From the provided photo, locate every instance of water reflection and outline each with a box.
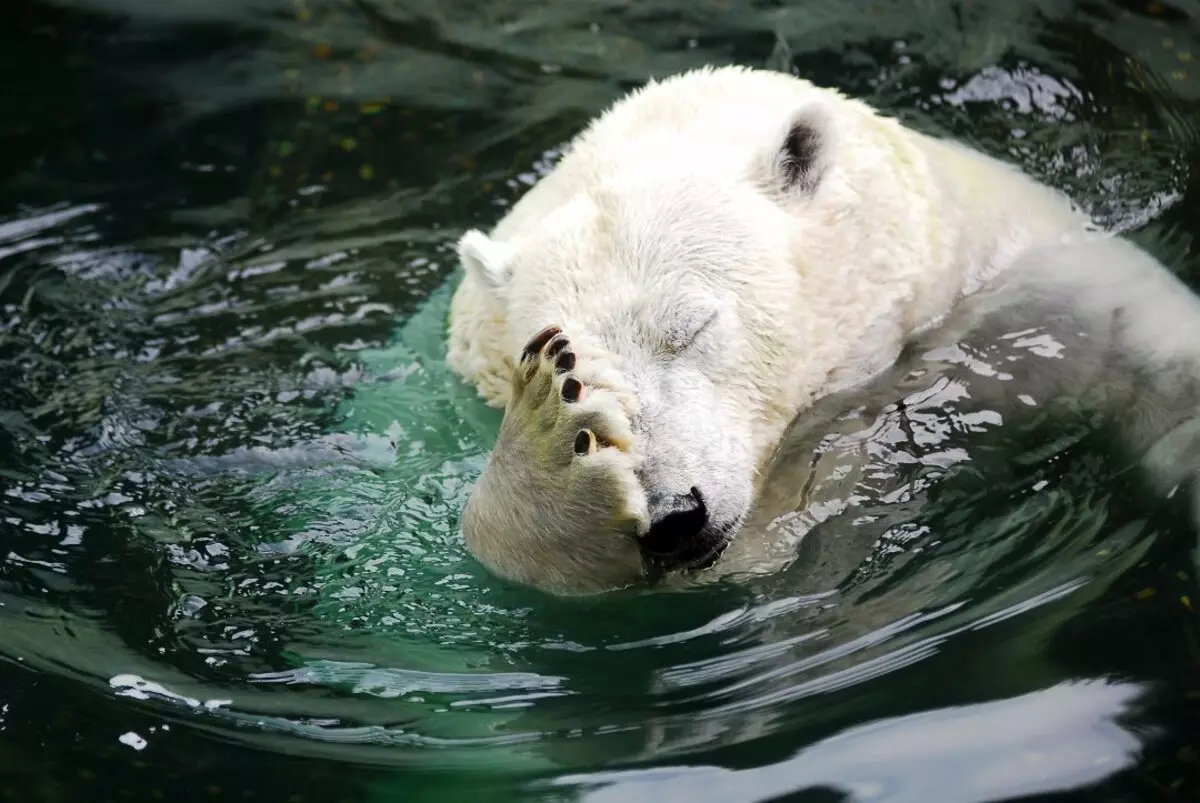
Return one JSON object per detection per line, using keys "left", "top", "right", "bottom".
{"left": 559, "top": 680, "right": 1147, "bottom": 803}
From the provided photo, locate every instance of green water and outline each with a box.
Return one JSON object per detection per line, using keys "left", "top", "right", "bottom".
{"left": 3, "top": 1, "right": 1200, "bottom": 801}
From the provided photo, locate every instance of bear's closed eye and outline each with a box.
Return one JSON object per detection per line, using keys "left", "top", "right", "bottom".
{"left": 663, "top": 307, "right": 721, "bottom": 354}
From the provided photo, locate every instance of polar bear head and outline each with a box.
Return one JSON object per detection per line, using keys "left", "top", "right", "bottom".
{"left": 448, "top": 66, "right": 947, "bottom": 595}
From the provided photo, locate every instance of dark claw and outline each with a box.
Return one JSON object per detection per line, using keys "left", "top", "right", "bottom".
{"left": 554, "top": 349, "right": 576, "bottom": 374}
{"left": 561, "top": 377, "right": 582, "bottom": 403}
{"left": 573, "top": 429, "right": 594, "bottom": 456}
{"left": 521, "top": 325, "right": 562, "bottom": 362}
{"left": 545, "top": 335, "right": 569, "bottom": 359}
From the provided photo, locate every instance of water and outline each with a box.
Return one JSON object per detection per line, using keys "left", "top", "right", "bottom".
{"left": 2, "top": 1, "right": 1200, "bottom": 801}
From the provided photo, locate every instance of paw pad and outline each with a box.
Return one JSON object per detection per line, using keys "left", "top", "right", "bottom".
{"left": 554, "top": 349, "right": 575, "bottom": 374}
{"left": 573, "top": 429, "right": 596, "bottom": 456}
{"left": 545, "top": 335, "right": 569, "bottom": 359}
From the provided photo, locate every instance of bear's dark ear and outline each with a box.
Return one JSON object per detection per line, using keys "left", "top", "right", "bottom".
{"left": 773, "top": 104, "right": 832, "bottom": 195}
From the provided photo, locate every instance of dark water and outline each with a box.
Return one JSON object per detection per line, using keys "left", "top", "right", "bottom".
{"left": 3, "top": 1, "right": 1200, "bottom": 801}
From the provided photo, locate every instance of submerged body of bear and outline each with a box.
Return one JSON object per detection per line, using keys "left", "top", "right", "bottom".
{"left": 446, "top": 65, "right": 1200, "bottom": 595}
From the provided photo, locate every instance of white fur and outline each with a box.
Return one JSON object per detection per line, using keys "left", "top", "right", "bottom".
{"left": 457, "top": 229, "right": 514, "bottom": 291}
{"left": 445, "top": 65, "right": 1197, "bottom": 595}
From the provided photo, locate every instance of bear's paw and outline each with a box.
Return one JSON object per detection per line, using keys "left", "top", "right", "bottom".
{"left": 508, "top": 324, "right": 640, "bottom": 463}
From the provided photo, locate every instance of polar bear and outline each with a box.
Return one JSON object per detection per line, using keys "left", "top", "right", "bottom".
{"left": 446, "top": 65, "right": 1200, "bottom": 595}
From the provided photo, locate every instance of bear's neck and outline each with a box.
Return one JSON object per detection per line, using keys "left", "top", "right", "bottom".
{"left": 911, "top": 132, "right": 1090, "bottom": 308}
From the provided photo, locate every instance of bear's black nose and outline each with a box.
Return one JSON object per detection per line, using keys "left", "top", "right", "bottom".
{"left": 640, "top": 487, "right": 722, "bottom": 570}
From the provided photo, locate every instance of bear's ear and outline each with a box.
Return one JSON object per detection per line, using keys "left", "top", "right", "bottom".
{"left": 769, "top": 103, "right": 833, "bottom": 195}
{"left": 457, "top": 229, "right": 513, "bottom": 293}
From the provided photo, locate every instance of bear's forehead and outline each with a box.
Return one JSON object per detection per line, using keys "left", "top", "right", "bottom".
{"left": 524, "top": 177, "right": 774, "bottom": 278}
{"left": 509, "top": 183, "right": 782, "bottom": 355}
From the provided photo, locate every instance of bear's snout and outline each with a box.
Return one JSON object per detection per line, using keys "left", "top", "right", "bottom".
{"left": 638, "top": 487, "right": 730, "bottom": 571}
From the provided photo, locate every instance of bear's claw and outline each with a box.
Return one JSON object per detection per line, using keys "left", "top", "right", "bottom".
{"left": 512, "top": 325, "right": 639, "bottom": 461}
{"left": 520, "top": 325, "right": 562, "bottom": 362}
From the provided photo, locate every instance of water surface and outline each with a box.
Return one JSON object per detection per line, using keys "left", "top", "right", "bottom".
{"left": 3, "top": 1, "right": 1200, "bottom": 801}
